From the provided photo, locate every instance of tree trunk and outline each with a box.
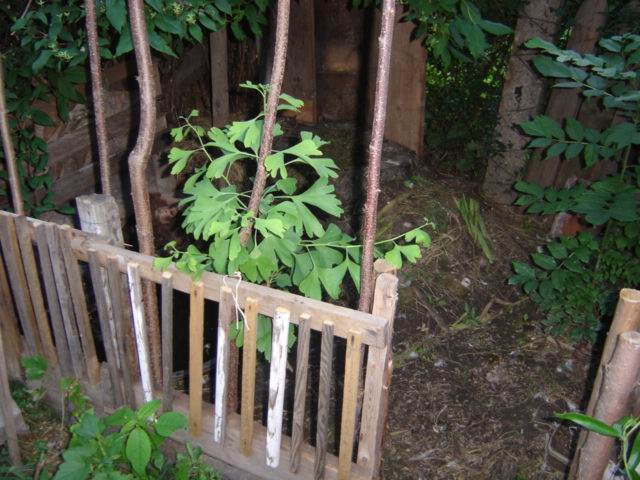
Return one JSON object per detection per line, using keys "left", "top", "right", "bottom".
{"left": 357, "top": 0, "right": 396, "bottom": 313}
{"left": 239, "top": 0, "right": 291, "bottom": 246}
{"left": 85, "top": 0, "right": 111, "bottom": 195}
{"left": 0, "top": 58, "right": 24, "bottom": 215}
{"left": 481, "top": 0, "right": 564, "bottom": 204}
{"left": 127, "top": 0, "right": 162, "bottom": 384}
{"left": 526, "top": 0, "right": 608, "bottom": 187}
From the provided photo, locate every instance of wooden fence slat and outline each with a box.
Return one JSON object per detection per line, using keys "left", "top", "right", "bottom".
{"left": 34, "top": 223, "right": 72, "bottom": 377}
{"left": 0, "top": 326, "right": 21, "bottom": 467}
{"left": 214, "top": 286, "right": 234, "bottom": 443}
{"left": 161, "top": 272, "right": 174, "bottom": 412}
{"left": 127, "top": 262, "right": 153, "bottom": 404}
{"left": 240, "top": 297, "right": 258, "bottom": 455}
{"left": 314, "top": 321, "right": 335, "bottom": 480}
{"left": 88, "top": 248, "right": 122, "bottom": 406}
{"left": 338, "top": 330, "right": 363, "bottom": 479}
{"left": 290, "top": 313, "right": 311, "bottom": 473}
{"left": 15, "top": 216, "right": 57, "bottom": 366}
{"left": 189, "top": 281, "right": 205, "bottom": 437}
{"left": 0, "top": 244, "right": 22, "bottom": 379}
{"left": 357, "top": 273, "right": 398, "bottom": 476}
{"left": 106, "top": 256, "right": 135, "bottom": 406}
{"left": 45, "top": 223, "right": 86, "bottom": 380}
{"left": 59, "top": 225, "right": 100, "bottom": 385}
{"left": 266, "top": 307, "right": 291, "bottom": 468}
{"left": 0, "top": 214, "right": 40, "bottom": 354}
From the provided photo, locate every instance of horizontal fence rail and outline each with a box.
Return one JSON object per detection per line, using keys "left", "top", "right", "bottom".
{"left": 0, "top": 207, "right": 398, "bottom": 480}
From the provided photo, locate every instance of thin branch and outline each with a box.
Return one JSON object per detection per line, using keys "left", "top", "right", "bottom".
{"left": 0, "top": 57, "right": 24, "bottom": 215}
{"left": 85, "top": 0, "right": 111, "bottom": 194}
{"left": 358, "top": 0, "right": 396, "bottom": 313}
{"left": 127, "top": 0, "right": 162, "bottom": 383}
{"left": 239, "top": 0, "right": 291, "bottom": 246}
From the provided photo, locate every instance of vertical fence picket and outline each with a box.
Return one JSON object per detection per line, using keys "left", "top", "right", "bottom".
{"left": 0, "top": 242, "right": 22, "bottom": 379}
{"left": 266, "top": 307, "right": 290, "bottom": 468}
{"left": 106, "top": 256, "right": 135, "bottom": 406}
{"left": 34, "top": 223, "right": 72, "bottom": 377}
{"left": 59, "top": 225, "right": 100, "bottom": 385}
{"left": 0, "top": 327, "right": 21, "bottom": 467}
{"left": 189, "top": 281, "right": 205, "bottom": 437}
{"left": 357, "top": 273, "right": 398, "bottom": 477}
{"left": 0, "top": 215, "right": 40, "bottom": 354}
{"left": 127, "top": 262, "right": 153, "bottom": 403}
{"left": 214, "top": 286, "right": 234, "bottom": 443}
{"left": 338, "top": 330, "right": 363, "bottom": 479}
{"left": 45, "top": 223, "right": 86, "bottom": 380}
{"left": 161, "top": 272, "right": 174, "bottom": 412}
{"left": 15, "top": 216, "right": 57, "bottom": 366}
{"left": 314, "top": 321, "right": 334, "bottom": 480}
{"left": 88, "top": 248, "right": 122, "bottom": 406}
{"left": 240, "top": 297, "right": 258, "bottom": 455}
{"left": 290, "top": 313, "right": 311, "bottom": 473}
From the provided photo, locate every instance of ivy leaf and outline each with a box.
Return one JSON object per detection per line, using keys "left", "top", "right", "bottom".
{"left": 126, "top": 428, "right": 152, "bottom": 477}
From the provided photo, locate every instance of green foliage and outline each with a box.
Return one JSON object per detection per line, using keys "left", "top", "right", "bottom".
{"left": 0, "top": 0, "right": 268, "bottom": 216}
{"left": 455, "top": 195, "right": 493, "bottom": 262}
{"left": 173, "top": 443, "right": 221, "bottom": 480}
{"left": 155, "top": 84, "right": 432, "bottom": 358}
{"left": 511, "top": 34, "right": 640, "bottom": 342}
{"left": 556, "top": 412, "right": 640, "bottom": 479}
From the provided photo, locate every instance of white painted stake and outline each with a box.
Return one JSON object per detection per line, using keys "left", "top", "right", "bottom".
{"left": 213, "top": 313, "right": 228, "bottom": 443}
{"left": 266, "top": 307, "right": 290, "bottom": 468}
{"left": 127, "top": 263, "right": 153, "bottom": 403}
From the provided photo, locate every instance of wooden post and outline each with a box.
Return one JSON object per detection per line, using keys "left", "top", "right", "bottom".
{"left": 189, "top": 281, "right": 205, "bottom": 437}
{"left": 357, "top": 270, "right": 399, "bottom": 477}
{"left": 127, "top": 263, "right": 153, "bottom": 404}
{"left": 289, "top": 313, "right": 311, "bottom": 472}
{"left": 240, "top": 297, "right": 259, "bottom": 455}
{"left": 570, "top": 289, "right": 640, "bottom": 478}
{"left": 161, "top": 272, "right": 174, "bottom": 412}
{"left": 210, "top": 29, "right": 230, "bottom": 127}
{"left": 571, "top": 331, "right": 640, "bottom": 480}
{"left": 214, "top": 287, "right": 233, "bottom": 443}
{"left": 0, "top": 247, "right": 22, "bottom": 379}
{"left": 266, "top": 307, "right": 290, "bottom": 468}
{"left": 314, "top": 321, "right": 334, "bottom": 480}
{"left": 338, "top": 330, "right": 363, "bottom": 479}
{"left": 0, "top": 326, "right": 21, "bottom": 467}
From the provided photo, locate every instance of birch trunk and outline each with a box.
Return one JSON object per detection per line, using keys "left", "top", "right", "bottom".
{"left": 481, "top": 0, "right": 564, "bottom": 204}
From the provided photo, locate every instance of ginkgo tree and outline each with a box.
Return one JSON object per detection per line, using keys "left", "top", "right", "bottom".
{"left": 155, "top": 83, "right": 432, "bottom": 358}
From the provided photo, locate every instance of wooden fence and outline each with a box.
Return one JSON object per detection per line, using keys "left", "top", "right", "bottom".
{"left": 0, "top": 207, "right": 398, "bottom": 480}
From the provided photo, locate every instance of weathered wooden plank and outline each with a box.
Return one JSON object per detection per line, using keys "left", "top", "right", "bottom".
{"left": 88, "top": 248, "right": 122, "bottom": 406}
{"left": 210, "top": 29, "right": 230, "bottom": 126}
{"left": 338, "top": 330, "right": 363, "bottom": 479}
{"left": 240, "top": 297, "right": 258, "bottom": 456}
{"left": 0, "top": 214, "right": 40, "bottom": 354}
{"left": 127, "top": 262, "right": 153, "bottom": 404}
{"left": 161, "top": 272, "right": 174, "bottom": 412}
{"left": 106, "top": 256, "right": 135, "bottom": 406}
{"left": 34, "top": 223, "right": 72, "bottom": 377}
{"left": 15, "top": 216, "right": 57, "bottom": 366}
{"left": 189, "top": 281, "right": 205, "bottom": 437}
{"left": 290, "top": 313, "right": 311, "bottom": 473}
{"left": 45, "top": 223, "right": 86, "bottom": 379}
{"left": 59, "top": 225, "right": 100, "bottom": 385}
{"left": 0, "top": 245, "right": 22, "bottom": 379}
{"left": 315, "top": 321, "right": 335, "bottom": 480}
{"left": 214, "top": 286, "right": 234, "bottom": 443}
{"left": 0, "top": 326, "right": 21, "bottom": 466}
{"left": 266, "top": 308, "right": 290, "bottom": 468}
{"left": 357, "top": 273, "right": 399, "bottom": 476}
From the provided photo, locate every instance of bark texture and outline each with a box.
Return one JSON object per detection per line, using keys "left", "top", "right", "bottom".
{"left": 85, "top": 0, "right": 111, "bottom": 194}
{"left": 127, "top": 0, "right": 161, "bottom": 383}
{"left": 482, "top": 0, "right": 564, "bottom": 204}
{"left": 0, "top": 58, "right": 24, "bottom": 215}
{"left": 357, "top": 0, "right": 395, "bottom": 313}
{"left": 526, "top": 0, "right": 608, "bottom": 187}
{"left": 239, "top": 0, "right": 291, "bottom": 246}
{"left": 571, "top": 331, "right": 640, "bottom": 480}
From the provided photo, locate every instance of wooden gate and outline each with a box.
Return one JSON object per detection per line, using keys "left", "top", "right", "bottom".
{"left": 0, "top": 208, "right": 398, "bottom": 480}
